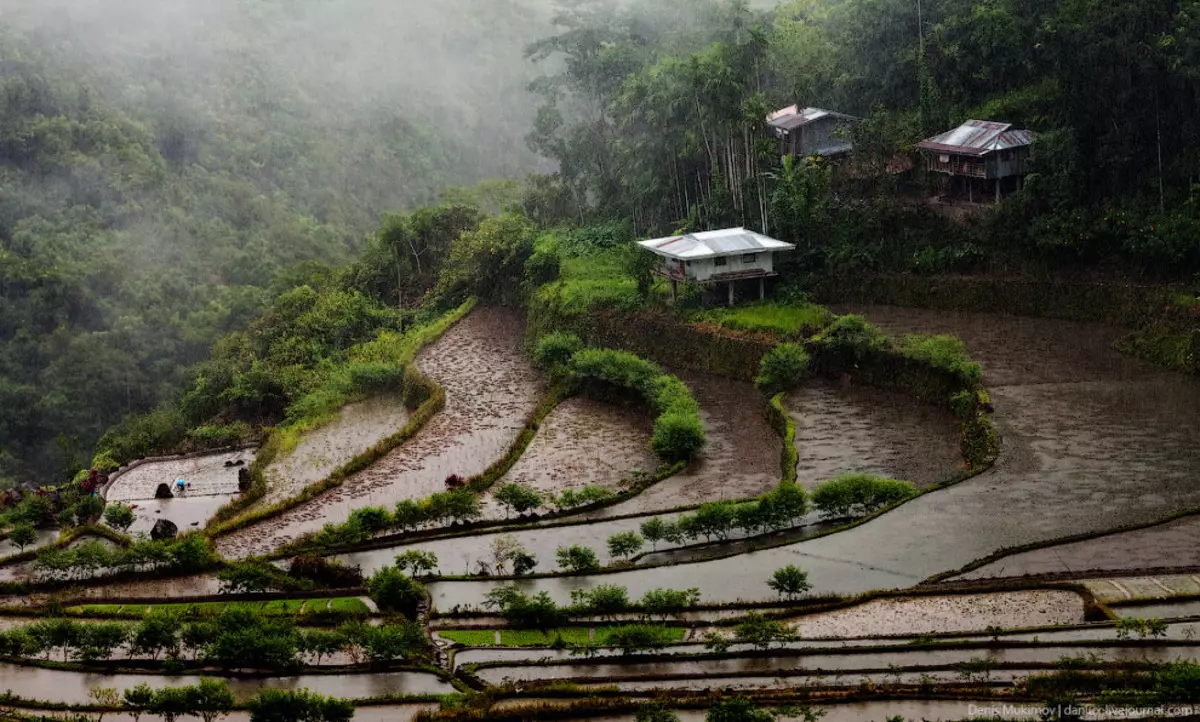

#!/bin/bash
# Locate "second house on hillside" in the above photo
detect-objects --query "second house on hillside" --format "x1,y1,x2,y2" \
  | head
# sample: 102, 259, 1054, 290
638, 228, 795, 305
767, 105, 860, 160
917, 119, 1036, 203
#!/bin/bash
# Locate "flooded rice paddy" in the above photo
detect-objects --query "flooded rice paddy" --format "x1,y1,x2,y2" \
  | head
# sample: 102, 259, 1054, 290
587, 370, 781, 517
960, 515, 1200, 580
480, 396, 658, 519
0, 663, 452, 704
217, 308, 542, 558
426, 305, 1200, 607
786, 381, 962, 488
106, 449, 255, 502
260, 395, 411, 508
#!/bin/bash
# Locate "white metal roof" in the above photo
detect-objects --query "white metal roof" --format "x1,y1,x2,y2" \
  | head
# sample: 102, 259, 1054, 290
638, 228, 796, 261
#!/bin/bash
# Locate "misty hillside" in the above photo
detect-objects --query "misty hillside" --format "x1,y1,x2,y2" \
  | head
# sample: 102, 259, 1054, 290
0, 0, 559, 480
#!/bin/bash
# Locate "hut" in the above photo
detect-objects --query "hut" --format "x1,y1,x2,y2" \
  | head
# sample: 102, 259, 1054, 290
916, 119, 1035, 203
637, 228, 795, 305
767, 105, 860, 159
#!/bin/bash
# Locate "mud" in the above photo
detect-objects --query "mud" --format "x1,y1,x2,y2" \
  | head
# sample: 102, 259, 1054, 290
0, 663, 452, 704
216, 308, 543, 558
71, 574, 223, 600
261, 395, 411, 507
106, 449, 255, 502
787, 381, 962, 488
960, 516, 1200, 580
590, 370, 781, 517
0, 528, 58, 558
480, 396, 657, 519
780, 590, 1085, 638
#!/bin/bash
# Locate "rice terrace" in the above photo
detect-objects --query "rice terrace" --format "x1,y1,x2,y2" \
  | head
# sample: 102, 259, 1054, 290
1, 0, 1199, 721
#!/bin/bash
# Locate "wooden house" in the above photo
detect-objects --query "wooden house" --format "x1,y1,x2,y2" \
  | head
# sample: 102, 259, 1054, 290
637, 228, 795, 305
767, 106, 860, 159
916, 120, 1035, 202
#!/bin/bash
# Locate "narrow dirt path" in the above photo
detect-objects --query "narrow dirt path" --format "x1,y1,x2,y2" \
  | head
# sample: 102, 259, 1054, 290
216, 307, 542, 558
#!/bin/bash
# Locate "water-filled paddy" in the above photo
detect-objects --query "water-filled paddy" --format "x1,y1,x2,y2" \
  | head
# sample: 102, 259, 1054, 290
217, 308, 542, 558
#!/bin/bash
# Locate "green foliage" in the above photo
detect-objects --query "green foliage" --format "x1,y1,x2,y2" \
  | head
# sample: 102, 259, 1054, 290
394, 550, 439, 577
639, 517, 668, 548
482, 585, 568, 631
637, 704, 682, 722
434, 212, 538, 304
567, 347, 705, 462
8, 523, 37, 552
604, 624, 676, 655
812, 315, 887, 366
735, 612, 796, 650
570, 584, 631, 618
767, 564, 812, 600
533, 332, 584, 373
554, 486, 616, 511
639, 587, 701, 619
697, 303, 834, 338
248, 689, 355, 722
556, 544, 602, 573
366, 567, 424, 616
102, 504, 135, 533
218, 559, 291, 595
493, 483, 544, 517
755, 343, 811, 395
606, 531, 644, 560
34, 534, 219, 580
899, 334, 983, 385
812, 473, 918, 519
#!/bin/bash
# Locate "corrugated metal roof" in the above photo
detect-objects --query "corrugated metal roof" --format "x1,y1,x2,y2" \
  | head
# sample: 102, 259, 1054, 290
638, 228, 796, 261
767, 106, 858, 132
916, 119, 1035, 157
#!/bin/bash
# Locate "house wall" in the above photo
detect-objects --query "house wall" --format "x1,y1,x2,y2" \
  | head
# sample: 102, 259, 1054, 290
798, 117, 848, 157
686, 252, 774, 282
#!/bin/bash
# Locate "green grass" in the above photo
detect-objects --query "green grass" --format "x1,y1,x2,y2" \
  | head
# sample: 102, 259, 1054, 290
538, 251, 643, 313
694, 302, 835, 337
439, 626, 686, 647
69, 596, 369, 617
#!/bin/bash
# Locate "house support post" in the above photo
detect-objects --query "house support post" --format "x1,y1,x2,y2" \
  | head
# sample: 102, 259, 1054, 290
670, 279, 677, 304
728, 282, 735, 307
758, 277, 765, 300
995, 178, 1001, 203
968, 179, 973, 204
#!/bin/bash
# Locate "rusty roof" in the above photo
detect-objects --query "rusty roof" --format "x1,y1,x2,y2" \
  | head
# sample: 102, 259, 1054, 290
916, 120, 1035, 157
767, 105, 859, 133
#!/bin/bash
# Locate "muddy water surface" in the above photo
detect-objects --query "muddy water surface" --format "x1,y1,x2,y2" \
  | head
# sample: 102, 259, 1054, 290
480, 396, 657, 519
787, 382, 962, 487
261, 395, 410, 508
589, 370, 781, 517
217, 308, 542, 558
0, 663, 451, 704
106, 449, 255, 502
960, 515, 1200, 580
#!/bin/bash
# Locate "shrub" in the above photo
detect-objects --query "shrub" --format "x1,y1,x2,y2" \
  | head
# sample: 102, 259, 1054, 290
556, 544, 601, 573
493, 483, 543, 517
288, 556, 363, 588
812, 314, 887, 367
755, 343, 811, 395
102, 504, 136, 533
366, 568, 423, 615
640, 517, 668, 549
346, 506, 392, 534
534, 332, 583, 373
483, 585, 567, 630
900, 334, 982, 384
247, 689, 354, 722
218, 559, 287, 594
187, 422, 255, 449
734, 612, 795, 650
394, 549, 439, 577
640, 588, 701, 619
607, 531, 643, 560
766, 564, 812, 600
651, 411, 706, 462
812, 473, 918, 518
605, 624, 675, 655
570, 584, 630, 618
555, 486, 615, 510
8, 523, 37, 552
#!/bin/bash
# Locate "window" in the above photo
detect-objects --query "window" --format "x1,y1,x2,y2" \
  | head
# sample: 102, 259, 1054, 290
742, 253, 757, 264
714, 256, 728, 267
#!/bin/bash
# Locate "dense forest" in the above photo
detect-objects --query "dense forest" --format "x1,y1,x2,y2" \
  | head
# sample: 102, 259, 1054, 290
3, 0, 1199, 484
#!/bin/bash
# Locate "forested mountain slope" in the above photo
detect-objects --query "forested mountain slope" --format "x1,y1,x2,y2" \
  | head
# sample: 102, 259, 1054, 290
0, 0, 554, 481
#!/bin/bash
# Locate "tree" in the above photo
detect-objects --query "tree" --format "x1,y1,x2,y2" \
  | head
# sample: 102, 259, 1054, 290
217, 559, 281, 594
392, 499, 426, 531
811, 474, 916, 519
123, 683, 156, 722
691, 501, 737, 541
9, 523, 37, 552
248, 689, 355, 722
511, 551, 538, 576
187, 678, 236, 722
755, 343, 811, 395
489, 534, 529, 575
734, 612, 795, 650
640, 517, 667, 549
604, 625, 674, 655
363, 622, 425, 663
205, 609, 299, 671
493, 483, 543, 517
182, 621, 218, 660
301, 628, 346, 667
607, 531, 643, 561
758, 482, 809, 531
706, 698, 779, 722
570, 584, 630, 619
394, 550, 438, 577
366, 567, 424, 615
151, 686, 193, 722
640, 588, 701, 620
89, 687, 121, 722
767, 564, 812, 600
76, 621, 130, 662
103, 503, 136, 533
556, 544, 601, 573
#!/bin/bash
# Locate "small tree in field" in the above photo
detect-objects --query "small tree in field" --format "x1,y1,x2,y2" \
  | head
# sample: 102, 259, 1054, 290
556, 544, 601, 572
103, 504, 136, 533
640, 517, 667, 549
124, 683, 155, 722
637, 704, 681, 722
607, 531, 643, 561
493, 483, 543, 517
89, 688, 121, 722
187, 678, 236, 722
394, 549, 438, 577
767, 564, 811, 600
9, 523, 36, 552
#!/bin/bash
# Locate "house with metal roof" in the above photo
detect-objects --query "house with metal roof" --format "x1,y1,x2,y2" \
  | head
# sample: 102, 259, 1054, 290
767, 105, 860, 159
916, 119, 1036, 202
637, 228, 796, 304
